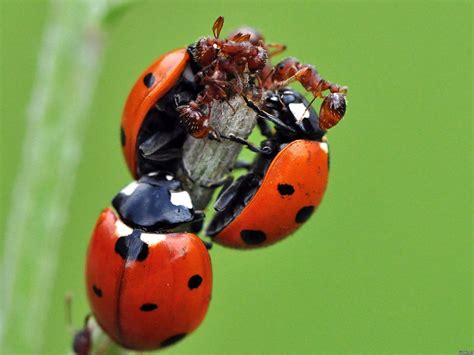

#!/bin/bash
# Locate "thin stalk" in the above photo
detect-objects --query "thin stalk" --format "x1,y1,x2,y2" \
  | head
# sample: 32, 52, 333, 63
0, 1, 128, 353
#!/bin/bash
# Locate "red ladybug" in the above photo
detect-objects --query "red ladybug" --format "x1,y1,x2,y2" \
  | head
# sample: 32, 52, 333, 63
86, 172, 212, 350
121, 48, 198, 178
207, 88, 330, 248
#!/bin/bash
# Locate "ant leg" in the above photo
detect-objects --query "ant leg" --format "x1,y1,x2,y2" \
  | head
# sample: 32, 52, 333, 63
224, 100, 236, 114
279, 66, 312, 88
219, 133, 272, 155
262, 67, 275, 85
299, 95, 317, 121
242, 95, 296, 133
267, 43, 287, 57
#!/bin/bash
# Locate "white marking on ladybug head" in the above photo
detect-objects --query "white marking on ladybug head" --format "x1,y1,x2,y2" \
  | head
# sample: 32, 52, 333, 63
148, 172, 158, 177
170, 191, 193, 209
319, 142, 329, 153
165, 174, 173, 181
288, 103, 310, 123
121, 181, 138, 196
140, 233, 167, 246
115, 219, 133, 237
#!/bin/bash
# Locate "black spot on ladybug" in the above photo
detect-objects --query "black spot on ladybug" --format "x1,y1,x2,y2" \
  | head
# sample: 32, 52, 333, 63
188, 275, 203, 290
277, 183, 295, 196
240, 230, 266, 245
143, 73, 155, 88
120, 126, 126, 147
161, 333, 187, 348
92, 284, 102, 298
295, 206, 315, 224
115, 230, 149, 262
140, 303, 158, 312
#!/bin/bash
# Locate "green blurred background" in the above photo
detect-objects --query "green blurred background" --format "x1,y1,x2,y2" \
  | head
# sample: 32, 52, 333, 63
0, 0, 472, 354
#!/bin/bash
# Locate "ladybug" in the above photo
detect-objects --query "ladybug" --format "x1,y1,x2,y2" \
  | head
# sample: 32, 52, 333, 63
121, 48, 204, 178
206, 88, 329, 248
86, 172, 212, 350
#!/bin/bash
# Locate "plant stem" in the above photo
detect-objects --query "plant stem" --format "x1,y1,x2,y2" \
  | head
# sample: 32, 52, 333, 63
182, 96, 257, 211
0, 0, 127, 353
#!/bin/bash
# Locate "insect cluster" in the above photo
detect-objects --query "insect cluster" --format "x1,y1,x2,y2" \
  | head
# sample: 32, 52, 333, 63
76, 17, 348, 353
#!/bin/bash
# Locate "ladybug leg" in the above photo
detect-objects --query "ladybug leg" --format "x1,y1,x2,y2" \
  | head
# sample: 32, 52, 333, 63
207, 171, 263, 237
202, 240, 213, 250
219, 133, 272, 155
233, 160, 252, 170
138, 127, 183, 159
243, 95, 296, 133
198, 175, 233, 189
213, 176, 247, 212
256, 116, 273, 138
140, 148, 182, 162
189, 210, 206, 234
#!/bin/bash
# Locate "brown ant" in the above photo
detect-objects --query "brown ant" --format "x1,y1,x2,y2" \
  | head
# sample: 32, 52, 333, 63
227, 26, 287, 89
269, 57, 348, 129
177, 17, 272, 152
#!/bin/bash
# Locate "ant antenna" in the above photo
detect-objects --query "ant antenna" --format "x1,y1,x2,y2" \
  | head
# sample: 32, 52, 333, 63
213, 16, 224, 38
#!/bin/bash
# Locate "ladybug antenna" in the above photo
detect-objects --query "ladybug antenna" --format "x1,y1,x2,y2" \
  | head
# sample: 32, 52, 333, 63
213, 16, 224, 38
65, 293, 74, 332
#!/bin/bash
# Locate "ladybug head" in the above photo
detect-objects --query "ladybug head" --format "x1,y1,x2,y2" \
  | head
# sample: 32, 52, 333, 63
263, 88, 325, 141
112, 172, 197, 233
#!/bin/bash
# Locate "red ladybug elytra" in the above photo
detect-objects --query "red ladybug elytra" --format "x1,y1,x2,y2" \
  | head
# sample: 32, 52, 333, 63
207, 88, 330, 248
86, 173, 212, 351
121, 48, 193, 178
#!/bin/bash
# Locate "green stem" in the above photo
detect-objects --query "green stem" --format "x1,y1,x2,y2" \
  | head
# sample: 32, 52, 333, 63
0, 1, 129, 353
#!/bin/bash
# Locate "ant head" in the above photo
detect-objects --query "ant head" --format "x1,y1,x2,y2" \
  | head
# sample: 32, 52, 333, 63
264, 89, 324, 140
193, 37, 218, 67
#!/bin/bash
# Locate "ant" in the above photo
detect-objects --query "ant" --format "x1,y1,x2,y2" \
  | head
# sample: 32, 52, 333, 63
268, 57, 348, 130
175, 17, 281, 154
177, 17, 269, 141
226, 26, 287, 90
